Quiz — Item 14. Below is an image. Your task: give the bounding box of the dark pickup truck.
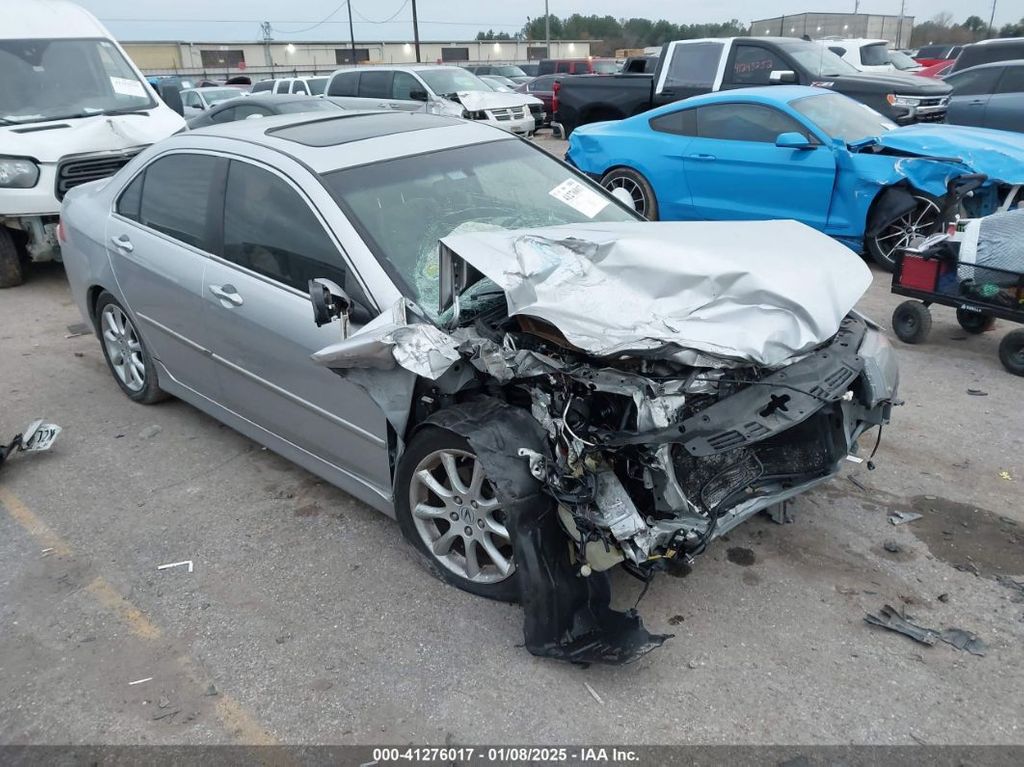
[554,37,952,137]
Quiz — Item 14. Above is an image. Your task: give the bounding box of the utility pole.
[544,0,550,58]
[987,0,997,38]
[348,1,358,65]
[260,21,273,67]
[412,0,421,62]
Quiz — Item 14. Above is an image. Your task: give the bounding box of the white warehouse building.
[122,39,595,77]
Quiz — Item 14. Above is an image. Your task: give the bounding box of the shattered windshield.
[321,139,638,319]
[792,92,895,143]
[0,38,155,124]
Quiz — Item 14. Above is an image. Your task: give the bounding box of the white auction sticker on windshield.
[110,77,147,98]
[549,178,609,219]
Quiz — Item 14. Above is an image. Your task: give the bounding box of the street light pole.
[348,1,357,65]
[544,0,550,58]
[412,0,421,62]
[987,0,997,38]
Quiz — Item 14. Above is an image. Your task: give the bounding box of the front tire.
[0,227,25,288]
[892,300,932,344]
[395,426,518,602]
[94,292,167,404]
[600,167,659,220]
[866,193,942,272]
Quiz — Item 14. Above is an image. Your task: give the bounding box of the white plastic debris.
[157,560,194,573]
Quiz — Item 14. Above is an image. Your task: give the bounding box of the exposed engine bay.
[310,220,900,664]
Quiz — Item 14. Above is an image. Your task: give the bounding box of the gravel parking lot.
[2,133,1023,746]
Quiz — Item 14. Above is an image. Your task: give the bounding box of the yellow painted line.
[85,576,163,640]
[1,484,277,744]
[0,485,72,557]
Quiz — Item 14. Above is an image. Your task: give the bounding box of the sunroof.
[265,112,465,147]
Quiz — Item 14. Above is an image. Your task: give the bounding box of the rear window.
[327,71,359,97]
[252,80,275,92]
[916,45,952,59]
[860,43,891,67]
[663,42,723,89]
[592,60,618,74]
[956,41,1024,71]
[307,77,328,95]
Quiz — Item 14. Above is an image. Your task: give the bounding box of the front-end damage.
[311,221,899,664]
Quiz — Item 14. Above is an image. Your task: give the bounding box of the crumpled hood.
[868,124,1024,185]
[0,110,184,163]
[441,220,872,368]
[450,90,540,112]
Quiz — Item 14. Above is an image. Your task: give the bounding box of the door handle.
[110,234,134,252]
[968,99,986,105]
[688,153,717,161]
[209,284,244,307]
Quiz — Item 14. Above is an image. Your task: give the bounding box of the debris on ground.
[156,560,194,573]
[128,677,153,686]
[966,388,988,396]
[204,683,219,697]
[999,471,1013,481]
[64,322,90,338]
[940,628,987,657]
[997,576,1024,601]
[889,511,923,526]
[883,540,902,553]
[955,562,980,576]
[938,593,950,603]
[583,682,604,705]
[138,424,162,439]
[847,476,868,492]
[0,420,62,472]
[864,604,987,656]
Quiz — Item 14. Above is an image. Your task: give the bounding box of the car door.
[681,103,836,228]
[945,66,1003,127]
[181,90,204,116]
[104,152,225,395]
[201,158,391,494]
[985,65,1024,132]
[387,71,429,112]
[357,69,396,109]
[325,71,367,109]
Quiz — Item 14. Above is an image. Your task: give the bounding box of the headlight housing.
[462,110,488,120]
[886,94,921,108]
[0,157,40,188]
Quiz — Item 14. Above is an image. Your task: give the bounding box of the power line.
[271,1,350,34]
[352,0,411,25]
[101,16,523,28]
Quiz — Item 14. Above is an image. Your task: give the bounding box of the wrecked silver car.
[60,112,898,664]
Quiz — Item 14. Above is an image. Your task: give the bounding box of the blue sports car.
[567,86,1024,269]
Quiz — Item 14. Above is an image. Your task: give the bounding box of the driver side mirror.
[309,278,372,337]
[409,88,429,102]
[768,70,798,84]
[775,131,814,150]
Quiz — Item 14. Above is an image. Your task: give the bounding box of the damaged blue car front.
[566,86,1024,270]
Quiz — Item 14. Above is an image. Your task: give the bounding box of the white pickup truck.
[0,0,185,287]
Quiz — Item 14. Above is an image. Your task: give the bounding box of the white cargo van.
[0,0,185,286]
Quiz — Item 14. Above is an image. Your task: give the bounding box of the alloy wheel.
[871,196,942,264]
[603,174,648,217]
[101,304,146,392]
[409,448,514,584]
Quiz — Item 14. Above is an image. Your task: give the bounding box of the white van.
[0,0,186,286]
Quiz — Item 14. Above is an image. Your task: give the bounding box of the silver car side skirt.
[156,362,395,515]
[138,311,385,448]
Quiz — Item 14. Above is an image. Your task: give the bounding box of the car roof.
[823,38,888,46]
[949,58,1024,72]
[178,111,513,173]
[223,94,329,107]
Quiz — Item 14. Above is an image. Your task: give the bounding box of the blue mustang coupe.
[566,86,1024,269]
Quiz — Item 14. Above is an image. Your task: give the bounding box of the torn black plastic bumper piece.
[424,398,671,664]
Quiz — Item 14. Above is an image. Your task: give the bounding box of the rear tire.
[892,301,932,344]
[999,329,1024,376]
[395,425,519,602]
[94,292,168,404]
[600,167,659,220]
[0,227,25,288]
[956,309,995,334]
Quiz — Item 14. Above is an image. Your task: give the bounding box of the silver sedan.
[59,111,897,664]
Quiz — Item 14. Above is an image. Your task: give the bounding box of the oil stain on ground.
[904,495,1023,577]
[726,547,756,567]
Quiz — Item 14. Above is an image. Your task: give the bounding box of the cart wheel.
[892,301,932,344]
[956,309,995,334]
[999,329,1024,377]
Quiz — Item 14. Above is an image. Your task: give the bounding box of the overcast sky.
[77,0,1011,42]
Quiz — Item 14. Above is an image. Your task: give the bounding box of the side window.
[949,67,1002,96]
[649,108,697,136]
[182,91,200,108]
[391,71,419,99]
[696,104,809,143]
[116,172,144,222]
[292,80,309,95]
[730,45,788,86]
[358,70,393,99]
[251,80,274,93]
[828,46,846,57]
[328,72,359,96]
[221,161,368,303]
[664,42,724,89]
[275,80,290,94]
[555,62,571,73]
[138,154,220,250]
[209,106,236,123]
[996,66,1024,94]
